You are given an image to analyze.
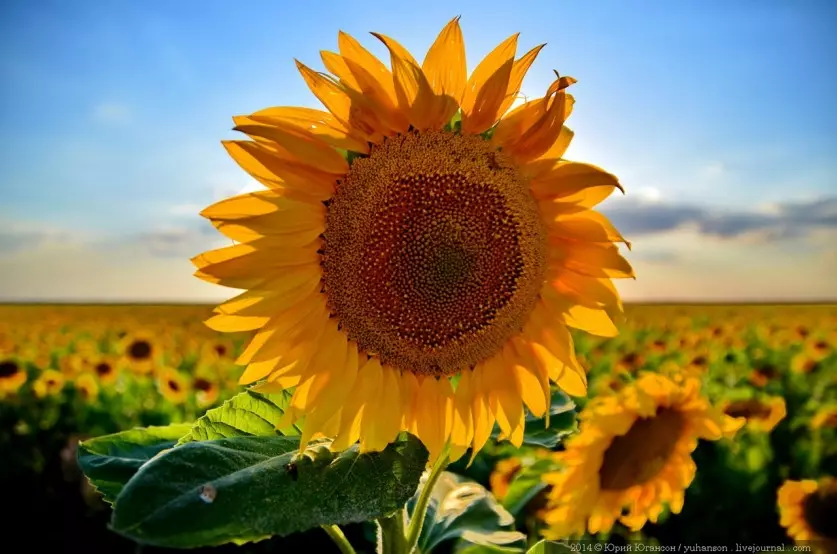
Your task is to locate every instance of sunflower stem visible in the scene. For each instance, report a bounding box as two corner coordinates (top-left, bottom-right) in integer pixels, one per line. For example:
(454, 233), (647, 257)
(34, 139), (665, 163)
(321, 524), (356, 554)
(404, 447), (450, 553)
(377, 509), (407, 554)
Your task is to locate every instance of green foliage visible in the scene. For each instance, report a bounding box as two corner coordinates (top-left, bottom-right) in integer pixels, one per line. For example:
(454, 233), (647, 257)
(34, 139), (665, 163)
(110, 434), (428, 548)
(178, 389), (299, 443)
(501, 457), (560, 517)
(492, 390), (577, 449)
(76, 423), (192, 504)
(408, 471), (526, 553)
(525, 540), (575, 554)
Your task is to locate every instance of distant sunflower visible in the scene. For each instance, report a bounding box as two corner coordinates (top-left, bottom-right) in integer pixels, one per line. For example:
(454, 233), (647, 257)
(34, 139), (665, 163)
(193, 375), (220, 407)
(810, 405), (837, 430)
(0, 358), (27, 396)
(748, 364), (779, 388)
(541, 373), (743, 538)
(158, 367), (189, 404)
(74, 373), (100, 401)
(490, 457), (524, 502)
(120, 332), (158, 375)
(790, 352), (818, 374)
(90, 355), (119, 385)
(719, 395), (786, 433)
(195, 17), (634, 461)
(777, 478), (837, 547)
(33, 369), (66, 399)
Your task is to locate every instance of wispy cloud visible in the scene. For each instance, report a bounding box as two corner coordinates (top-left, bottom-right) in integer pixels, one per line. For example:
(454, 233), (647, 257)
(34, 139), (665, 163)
(603, 196), (837, 241)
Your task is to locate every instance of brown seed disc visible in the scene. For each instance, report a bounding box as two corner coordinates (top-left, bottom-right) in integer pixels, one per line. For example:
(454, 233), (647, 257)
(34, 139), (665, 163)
(322, 130), (546, 376)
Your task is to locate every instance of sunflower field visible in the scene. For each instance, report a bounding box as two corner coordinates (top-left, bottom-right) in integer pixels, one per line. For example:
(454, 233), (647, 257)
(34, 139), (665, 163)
(1, 303), (834, 552)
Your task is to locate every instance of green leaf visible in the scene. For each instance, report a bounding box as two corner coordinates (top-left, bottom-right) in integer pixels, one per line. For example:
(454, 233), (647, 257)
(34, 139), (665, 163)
(409, 471), (526, 553)
(77, 423), (193, 504)
(444, 109), (463, 133)
(111, 433), (429, 548)
(178, 389), (299, 444)
(492, 389), (577, 448)
(526, 540), (575, 554)
(502, 457), (561, 517)
(457, 544), (524, 554)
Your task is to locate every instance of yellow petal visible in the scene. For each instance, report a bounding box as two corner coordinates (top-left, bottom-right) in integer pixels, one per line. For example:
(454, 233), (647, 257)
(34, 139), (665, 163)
(232, 123), (349, 175)
(496, 43), (545, 117)
(249, 106), (370, 154)
(297, 337), (355, 447)
(469, 363), (493, 463)
(371, 32), (438, 130)
(449, 369), (474, 462)
(295, 60), (387, 141)
(222, 140), (336, 200)
(337, 31), (400, 109)
(531, 162), (623, 206)
(549, 269), (623, 314)
(201, 189), (309, 221)
(215, 268), (321, 317)
(331, 353), (377, 451)
(414, 376), (449, 462)
(549, 210), (630, 245)
(542, 285), (620, 337)
(192, 240), (320, 282)
(549, 239), (634, 279)
(362, 366), (403, 452)
(461, 33), (518, 134)
(510, 337), (549, 418)
(420, 16), (467, 128)
(357, 357), (385, 451)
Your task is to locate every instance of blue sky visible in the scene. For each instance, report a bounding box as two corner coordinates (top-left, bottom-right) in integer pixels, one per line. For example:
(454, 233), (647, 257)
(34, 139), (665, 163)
(1, 0), (835, 301)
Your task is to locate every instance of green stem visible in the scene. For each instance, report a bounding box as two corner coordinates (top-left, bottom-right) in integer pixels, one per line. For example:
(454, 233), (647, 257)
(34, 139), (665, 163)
(321, 524), (356, 554)
(405, 448), (450, 553)
(377, 509), (407, 554)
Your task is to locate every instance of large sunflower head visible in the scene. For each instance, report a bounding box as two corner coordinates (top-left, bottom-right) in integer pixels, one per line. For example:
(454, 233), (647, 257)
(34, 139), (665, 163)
(194, 17), (634, 462)
(777, 478), (837, 547)
(540, 372), (744, 538)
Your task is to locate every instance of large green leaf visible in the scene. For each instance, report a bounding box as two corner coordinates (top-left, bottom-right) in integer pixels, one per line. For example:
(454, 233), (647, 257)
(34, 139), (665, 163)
(408, 471), (526, 553)
(526, 540), (574, 554)
(501, 457), (561, 517)
(492, 389), (577, 449)
(178, 389), (299, 443)
(111, 433), (429, 548)
(77, 423), (193, 504)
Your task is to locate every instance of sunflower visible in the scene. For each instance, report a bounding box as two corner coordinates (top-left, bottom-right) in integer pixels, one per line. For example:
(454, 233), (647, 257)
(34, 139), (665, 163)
(119, 331), (159, 375)
(810, 405), (837, 430)
(33, 369), (66, 399)
(0, 358), (27, 396)
(490, 457), (524, 502)
(90, 355), (120, 385)
(777, 478), (837, 548)
(718, 395), (786, 433)
(748, 364), (779, 388)
(194, 17), (633, 462)
(74, 373), (100, 402)
(157, 367), (189, 404)
(193, 375), (220, 407)
(790, 352), (818, 374)
(540, 372), (743, 538)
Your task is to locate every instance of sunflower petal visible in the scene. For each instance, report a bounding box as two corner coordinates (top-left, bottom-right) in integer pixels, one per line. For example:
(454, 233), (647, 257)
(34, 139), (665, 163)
(461, 34), (518, 134)
(421, 16), (467, 128)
